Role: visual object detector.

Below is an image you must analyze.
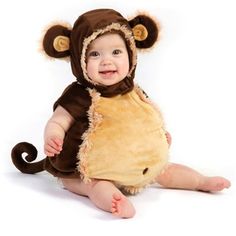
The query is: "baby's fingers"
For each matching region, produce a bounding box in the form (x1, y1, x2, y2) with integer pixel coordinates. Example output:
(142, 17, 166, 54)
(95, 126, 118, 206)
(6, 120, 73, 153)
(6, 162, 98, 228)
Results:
(52, 138, 63, 151)
(44, 143, 61, 157)
(47, 138, 62, 151)
(45, 150, 56, 157)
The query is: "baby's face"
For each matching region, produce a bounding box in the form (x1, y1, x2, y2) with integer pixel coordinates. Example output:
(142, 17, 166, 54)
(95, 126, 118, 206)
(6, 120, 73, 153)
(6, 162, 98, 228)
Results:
(86, 33, 129, 86)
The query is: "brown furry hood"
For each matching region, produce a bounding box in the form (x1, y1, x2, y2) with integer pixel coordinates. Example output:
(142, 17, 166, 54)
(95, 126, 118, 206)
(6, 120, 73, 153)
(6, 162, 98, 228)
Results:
(42, 8, 160, 96)
(69, 9, 137, 97)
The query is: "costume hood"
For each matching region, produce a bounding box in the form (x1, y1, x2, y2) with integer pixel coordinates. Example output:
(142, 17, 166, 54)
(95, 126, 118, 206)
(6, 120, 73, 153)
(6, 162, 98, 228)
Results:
(70, 9, 137, 96)
(42, 8, 159, 96)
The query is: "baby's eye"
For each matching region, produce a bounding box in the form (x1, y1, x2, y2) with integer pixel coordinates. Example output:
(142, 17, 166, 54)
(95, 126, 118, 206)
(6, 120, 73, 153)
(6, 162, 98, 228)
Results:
(113, 49, 122, 55)
(88, 51, 100, 57)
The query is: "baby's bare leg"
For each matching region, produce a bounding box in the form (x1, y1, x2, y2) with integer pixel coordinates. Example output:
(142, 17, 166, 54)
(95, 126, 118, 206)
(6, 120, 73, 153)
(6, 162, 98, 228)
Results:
(60, 178, 135, 218)
(155, 163, 231, 192)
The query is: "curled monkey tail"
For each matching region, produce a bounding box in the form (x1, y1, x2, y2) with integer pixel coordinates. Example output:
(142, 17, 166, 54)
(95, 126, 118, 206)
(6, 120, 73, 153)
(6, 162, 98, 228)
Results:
(11, 142, 45, 174)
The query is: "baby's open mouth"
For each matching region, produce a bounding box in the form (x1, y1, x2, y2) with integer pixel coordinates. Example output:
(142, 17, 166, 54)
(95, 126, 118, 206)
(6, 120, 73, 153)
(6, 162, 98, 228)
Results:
(99, 70, 117, 75)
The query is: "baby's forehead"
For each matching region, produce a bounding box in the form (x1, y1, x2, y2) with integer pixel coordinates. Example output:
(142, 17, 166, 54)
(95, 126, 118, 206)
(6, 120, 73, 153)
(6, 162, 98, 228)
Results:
(88, 32, 126, 50)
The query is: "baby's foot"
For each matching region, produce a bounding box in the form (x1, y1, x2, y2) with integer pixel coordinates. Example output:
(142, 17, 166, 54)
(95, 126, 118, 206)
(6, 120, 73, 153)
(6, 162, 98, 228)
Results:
(111, 193, 135, 218)
(197, 176, 231, 192)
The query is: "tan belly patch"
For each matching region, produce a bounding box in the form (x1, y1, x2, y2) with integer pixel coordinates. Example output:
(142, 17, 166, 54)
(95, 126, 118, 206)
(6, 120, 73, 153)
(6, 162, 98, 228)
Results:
(78, 88, 169, 193)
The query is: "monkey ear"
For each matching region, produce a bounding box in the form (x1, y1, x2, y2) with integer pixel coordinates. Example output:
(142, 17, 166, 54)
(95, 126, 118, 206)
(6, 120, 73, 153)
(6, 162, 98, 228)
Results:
(128, 13, 159, 49)
(42, 23, 72, 58)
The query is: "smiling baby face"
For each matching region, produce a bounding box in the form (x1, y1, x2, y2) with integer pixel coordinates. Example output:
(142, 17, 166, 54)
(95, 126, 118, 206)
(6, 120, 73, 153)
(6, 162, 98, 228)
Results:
(86, 33, 130, 86)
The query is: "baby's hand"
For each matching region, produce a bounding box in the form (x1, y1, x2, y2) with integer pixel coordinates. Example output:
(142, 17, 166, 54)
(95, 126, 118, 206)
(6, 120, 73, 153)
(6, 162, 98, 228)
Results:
(165, 132, 172, 147)
(44, 137, 63, 157)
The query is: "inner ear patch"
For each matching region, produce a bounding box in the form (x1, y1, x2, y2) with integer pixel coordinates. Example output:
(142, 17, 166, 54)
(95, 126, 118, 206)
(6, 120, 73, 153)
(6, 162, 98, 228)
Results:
(132, 24, 148, 41)
(53, 36, 70, 52)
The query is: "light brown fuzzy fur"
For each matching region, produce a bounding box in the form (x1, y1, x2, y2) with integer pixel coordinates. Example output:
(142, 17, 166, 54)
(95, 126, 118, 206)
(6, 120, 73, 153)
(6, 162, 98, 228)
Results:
(77, 88, 169, 194)
(78, 88, 103, 183)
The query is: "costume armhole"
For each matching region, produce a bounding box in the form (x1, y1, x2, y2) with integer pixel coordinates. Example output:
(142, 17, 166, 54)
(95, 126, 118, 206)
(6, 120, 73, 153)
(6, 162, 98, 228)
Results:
(53, 82, 91, 120)
(134, 84, 166, 129)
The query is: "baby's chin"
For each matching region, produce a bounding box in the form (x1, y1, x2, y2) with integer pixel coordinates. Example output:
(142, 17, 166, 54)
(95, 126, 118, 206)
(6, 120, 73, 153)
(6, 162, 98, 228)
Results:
(99, 81, 121, 86)
(96, 76, 125, 86)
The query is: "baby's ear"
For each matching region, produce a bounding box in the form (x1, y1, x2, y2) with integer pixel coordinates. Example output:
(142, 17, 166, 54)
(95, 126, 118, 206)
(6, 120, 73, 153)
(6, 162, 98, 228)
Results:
(128, 13, 159, 49)
(42, 23, 72, 58)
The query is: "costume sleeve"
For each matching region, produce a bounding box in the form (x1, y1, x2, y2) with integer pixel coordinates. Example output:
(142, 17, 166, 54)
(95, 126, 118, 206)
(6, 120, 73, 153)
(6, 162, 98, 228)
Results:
(53, 82, 91, 120)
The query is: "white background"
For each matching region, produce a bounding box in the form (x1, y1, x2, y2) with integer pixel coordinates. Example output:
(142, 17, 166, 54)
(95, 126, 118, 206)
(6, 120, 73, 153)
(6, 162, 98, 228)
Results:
(1, 0, 235, 235)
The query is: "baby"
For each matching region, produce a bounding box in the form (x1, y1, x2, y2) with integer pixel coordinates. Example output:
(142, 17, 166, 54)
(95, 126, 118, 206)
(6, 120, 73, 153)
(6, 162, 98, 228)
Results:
(12, 9, 231, 218)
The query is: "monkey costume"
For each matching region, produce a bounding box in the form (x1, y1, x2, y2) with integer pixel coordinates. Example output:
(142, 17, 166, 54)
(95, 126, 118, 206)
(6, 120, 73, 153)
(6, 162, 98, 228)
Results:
(11, 9, 169, 194)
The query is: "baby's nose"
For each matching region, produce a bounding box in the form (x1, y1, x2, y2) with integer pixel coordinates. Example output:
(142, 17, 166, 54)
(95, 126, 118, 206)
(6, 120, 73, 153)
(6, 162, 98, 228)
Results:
(101, 60, 112, 66)
(101, 55, 112, 65)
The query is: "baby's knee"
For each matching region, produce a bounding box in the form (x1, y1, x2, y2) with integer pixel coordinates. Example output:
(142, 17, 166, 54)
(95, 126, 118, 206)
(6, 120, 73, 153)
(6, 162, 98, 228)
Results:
(155, 163, 173, 185)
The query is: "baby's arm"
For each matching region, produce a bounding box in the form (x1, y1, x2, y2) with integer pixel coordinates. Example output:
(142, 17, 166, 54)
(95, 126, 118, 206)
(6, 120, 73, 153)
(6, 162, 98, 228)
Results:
(44, 105, 74, 157)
